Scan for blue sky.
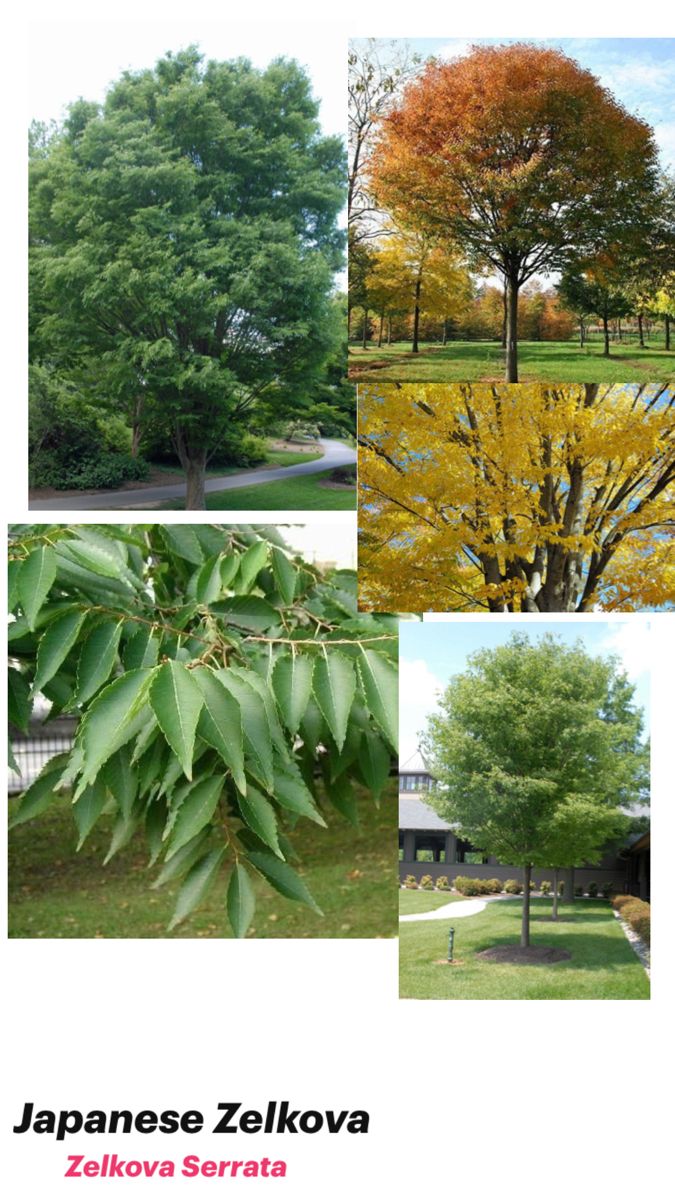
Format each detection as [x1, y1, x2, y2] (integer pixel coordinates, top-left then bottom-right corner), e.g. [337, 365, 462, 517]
[401, 38, 675, 170]
[399, 617, 651, 765]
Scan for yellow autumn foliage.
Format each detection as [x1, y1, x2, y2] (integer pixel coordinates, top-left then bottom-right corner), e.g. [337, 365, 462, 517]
[358, 382, 675, 612]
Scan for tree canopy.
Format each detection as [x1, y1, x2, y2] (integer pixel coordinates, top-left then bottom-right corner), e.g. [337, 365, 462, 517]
[8, 524, 397, 936]
[30, 49, 345, 506]
[369, 42, 659, 381]
[358, 382, 675, 613]
[422, 633, 643, 945]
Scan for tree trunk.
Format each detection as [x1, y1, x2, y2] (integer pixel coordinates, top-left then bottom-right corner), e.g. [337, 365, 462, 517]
[442, 317, 448, 346]
[505, 275, 519, 382]
[665, 314, 671, 351]
[602, 306, 610, 358]
[579, 319, 585, 348]
[412, 279, 421, 353]
[552, 868, 559, 920]
[362, 308, 369, 350]
[638, 312, 644, 348]
[521, 863, 531, 947]
[617, 317, 622, 342]
[501, 286, 507, 349]
[130, 396, 145, 458]
[184, 454, 207, 510]
[377, 311, 384, 348]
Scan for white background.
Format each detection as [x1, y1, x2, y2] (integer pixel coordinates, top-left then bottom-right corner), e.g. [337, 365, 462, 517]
[3, 2, 675, 1197]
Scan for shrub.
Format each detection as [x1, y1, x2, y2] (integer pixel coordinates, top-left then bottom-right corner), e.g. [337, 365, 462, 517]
[436, 876, 450, 890]
[600, 881, 614, 899]
[504, 879, 523, 895]
[33, 452, 150, 491]
[558, 880, 565, 895]
[485, 878, 503, 894]
[574, 885, 584, 896]
[453, 875, 483, 896]
[540, 881, 551, 895]
[529, 879, 538, 891]
[587, 881, 598, 897]
[613, 895, 650, 945]
[419, 875, 434, 890]
[403, 875, 418, 889]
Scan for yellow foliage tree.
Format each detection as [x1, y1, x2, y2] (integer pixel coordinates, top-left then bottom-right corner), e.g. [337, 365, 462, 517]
[358, 382, 675, 612]
[364, 228, 471, 351]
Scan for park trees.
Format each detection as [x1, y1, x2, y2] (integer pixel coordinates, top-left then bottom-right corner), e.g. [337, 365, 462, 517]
[358, 382, 675, 613]
[8, 524, 397, 936]
[422, 635, 644, 949]
[370, 43, 658, 381]
[30, 49, 345, 508]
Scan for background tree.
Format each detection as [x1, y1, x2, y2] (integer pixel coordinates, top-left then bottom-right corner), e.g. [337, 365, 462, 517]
[30, 49, 345, 508]
[8, 524, 397, 936]
[422, 634, 644, 949]
[358, 382, 675, 613]
[558, 267, 632, 357]
[370, 43, 658, 381]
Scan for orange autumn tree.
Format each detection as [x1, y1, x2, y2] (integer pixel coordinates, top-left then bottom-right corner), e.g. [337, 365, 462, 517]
[370, 43, 658, 381]
[358, 382, 675, 613]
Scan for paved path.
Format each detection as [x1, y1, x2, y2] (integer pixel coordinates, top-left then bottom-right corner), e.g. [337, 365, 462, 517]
[400, 896, 516, 923]
[29, 439, 355, 511]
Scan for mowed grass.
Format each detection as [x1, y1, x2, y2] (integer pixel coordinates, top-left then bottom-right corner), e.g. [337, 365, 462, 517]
[398, 889, 465, 914]
[8, 783, 397, 939]
[399, 897, 649, 999]
[349, 340, 675, 383]
[159, 470, 356, 511]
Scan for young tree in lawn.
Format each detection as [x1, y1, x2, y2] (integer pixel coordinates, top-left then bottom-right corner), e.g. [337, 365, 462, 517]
[30, 50, 345, 508]
[422, 634, 644, 948]
[558, 268, 632, 357]
[370, 43, 658, 382]
[358, 382, 675, 614]
[8, 524, 397, 936]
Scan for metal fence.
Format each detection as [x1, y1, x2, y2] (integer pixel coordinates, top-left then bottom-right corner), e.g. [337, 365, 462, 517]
[8, 712, 77, 794]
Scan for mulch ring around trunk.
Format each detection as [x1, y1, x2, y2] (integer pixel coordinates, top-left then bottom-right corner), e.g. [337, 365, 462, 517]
[476, 945, 571, 965]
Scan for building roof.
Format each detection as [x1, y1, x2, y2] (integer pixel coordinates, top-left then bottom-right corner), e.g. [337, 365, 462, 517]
[399, 795, 451, 832]
[399, 748, 432, 774]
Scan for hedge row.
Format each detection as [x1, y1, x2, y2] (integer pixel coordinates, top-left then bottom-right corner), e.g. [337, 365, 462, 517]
[613, 894, 651, 946]
[402, 877, 616, 897]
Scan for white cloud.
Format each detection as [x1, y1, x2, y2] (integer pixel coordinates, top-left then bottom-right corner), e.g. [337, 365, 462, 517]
[599, 621, 652, 681]
[435, 39, 474, 62]
[399, 657, 445, 765]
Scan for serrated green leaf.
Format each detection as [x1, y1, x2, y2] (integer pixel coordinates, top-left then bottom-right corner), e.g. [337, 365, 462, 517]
[272, 654, 314, 735]
[102, 748, 139, 819]
[237, 540, 268, 591]
[359, 729, 392, 802]
[77, 668, 155, 791]
[326, 773, 359, 825]
[217, 669, 274, 791]
[220, 552, 239, 588]
[273, 761, 326, 826]
[146, 797, 168, 866]
[8, 559, 22, 610]
[18, 545, 57, 630]
[238, 785, 282, 855]
[73, 778, 108, 849]
[193, 669, 246, 793]
[123, 626, 160, 669]
[9, 753, 69, 828]
[151, 831, 210, 887]
[194, 554, 225, 605]
[103, 806, 141, 864]
[312, 652, 356, 753]
[246, 851, 323, 915]
[73, 619, 123, 706]
[227, 863, 256, 938]
[8, 667, 32, 732]
[161, 526, 204, 565]
[357, 650, 398, 752]
[299, 697, 326, 756]
[166, 775, 224, 859]
[271, 546, 296, 604]
[33, 608, 87, 694]
[211, 595, 278, 632]
[168, 848, 226, 932]
[149, 661, 203, 780]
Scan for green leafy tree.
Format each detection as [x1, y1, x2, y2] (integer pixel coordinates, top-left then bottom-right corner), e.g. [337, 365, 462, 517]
[8, 525, 397, 936]
[422, 634, 644, 948]
[30, 49, 345, 508]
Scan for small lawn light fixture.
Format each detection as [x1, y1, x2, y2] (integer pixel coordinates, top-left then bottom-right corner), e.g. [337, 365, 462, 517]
[447, 926, 455, 962]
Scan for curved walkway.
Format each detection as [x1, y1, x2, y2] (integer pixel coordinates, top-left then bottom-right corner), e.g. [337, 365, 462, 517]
[29, 438, 355, 511]
[400, 895, 516, 923]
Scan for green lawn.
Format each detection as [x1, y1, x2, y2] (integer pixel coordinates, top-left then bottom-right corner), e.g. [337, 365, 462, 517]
[400, 897, 649, 999]
[150, 449, 322, 476]
[8, 783, 397, 939]
[399, 889, 463, 914]
[159, 469, 356, 511]
[349, 340, 675, 383]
